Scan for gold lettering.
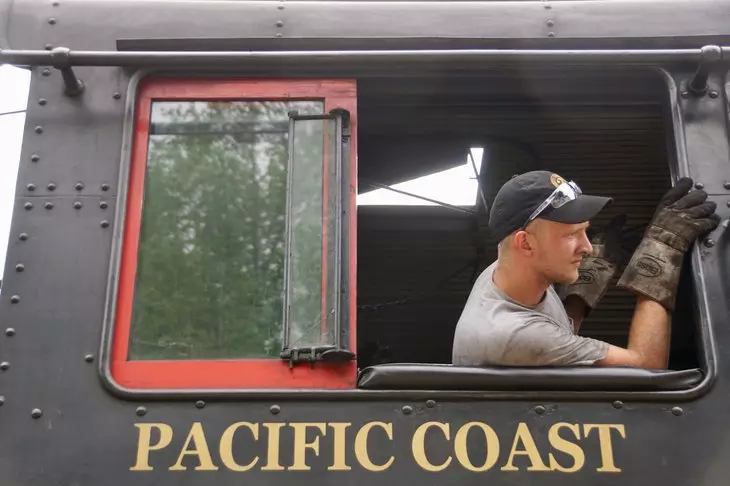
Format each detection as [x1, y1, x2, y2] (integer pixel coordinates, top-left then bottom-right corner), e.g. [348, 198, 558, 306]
[583, 424, 626, 472]
[131, 423, 173, 471]
[169, 422, 218, 471]
[500, 422, 550, 472]
[412, 422, 452, 472]
[289, 423, 327, 471]
[261, 423, 285, 471]
[219, 422, 259, 472]
[548, 423, 585, 473]
[355, 422, 395, 472]
[454, 422, 500, 472]
[328, 423, 352, 471]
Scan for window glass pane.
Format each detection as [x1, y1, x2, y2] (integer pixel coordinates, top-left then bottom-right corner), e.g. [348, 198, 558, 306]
[129, 99, 323, 360]
[286, 117, 338, 349]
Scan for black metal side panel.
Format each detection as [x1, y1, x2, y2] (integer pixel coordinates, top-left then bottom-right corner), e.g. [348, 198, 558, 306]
[5, 0, 730, 52]
[0, 1, 729, 486]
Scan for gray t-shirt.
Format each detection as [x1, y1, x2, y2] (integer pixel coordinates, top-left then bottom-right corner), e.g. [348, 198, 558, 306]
[452, 262, 609, 366]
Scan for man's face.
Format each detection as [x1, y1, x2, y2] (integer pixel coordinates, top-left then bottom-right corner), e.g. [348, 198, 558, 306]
[527, 219, 593, 284]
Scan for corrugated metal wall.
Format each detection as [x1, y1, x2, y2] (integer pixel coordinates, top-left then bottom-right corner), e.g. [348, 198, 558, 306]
[355, 67, 696, 369]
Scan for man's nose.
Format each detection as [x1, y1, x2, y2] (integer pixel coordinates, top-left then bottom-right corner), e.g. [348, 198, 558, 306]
[581, 233, 593, 255]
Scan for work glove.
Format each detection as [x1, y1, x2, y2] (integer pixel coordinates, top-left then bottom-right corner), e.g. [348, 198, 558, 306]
[562, 214, 627, 311]
[616, 177, 720, 311]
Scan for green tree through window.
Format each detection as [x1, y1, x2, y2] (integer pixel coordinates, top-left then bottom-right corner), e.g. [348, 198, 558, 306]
[129, 99, 324, 360]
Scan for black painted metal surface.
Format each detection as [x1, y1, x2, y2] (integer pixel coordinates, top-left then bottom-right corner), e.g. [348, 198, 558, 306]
[0, 0, 729, 485]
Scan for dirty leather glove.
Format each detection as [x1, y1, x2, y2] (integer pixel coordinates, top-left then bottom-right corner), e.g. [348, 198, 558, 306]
[617, 177, 720, 311]
[562, 214, 627, 311]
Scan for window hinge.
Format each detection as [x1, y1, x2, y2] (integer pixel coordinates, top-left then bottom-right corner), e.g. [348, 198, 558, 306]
[280, 346, 356, 368]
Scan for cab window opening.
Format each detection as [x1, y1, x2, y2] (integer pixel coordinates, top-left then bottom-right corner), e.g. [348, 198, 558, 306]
[354, 66, 703, 378]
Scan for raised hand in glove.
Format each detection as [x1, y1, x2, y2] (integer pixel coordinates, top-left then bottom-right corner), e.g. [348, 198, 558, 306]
[617, 177, 720, 311]
[562, 213, 628, 311]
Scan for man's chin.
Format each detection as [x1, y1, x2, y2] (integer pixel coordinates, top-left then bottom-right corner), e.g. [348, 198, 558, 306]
[554, 270, 580, 285]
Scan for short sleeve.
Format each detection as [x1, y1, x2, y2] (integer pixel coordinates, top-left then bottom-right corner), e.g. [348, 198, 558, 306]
[500, 319, 609, 366]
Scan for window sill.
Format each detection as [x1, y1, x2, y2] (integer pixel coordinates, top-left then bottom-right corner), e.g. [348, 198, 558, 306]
[356, 363, 703, 392]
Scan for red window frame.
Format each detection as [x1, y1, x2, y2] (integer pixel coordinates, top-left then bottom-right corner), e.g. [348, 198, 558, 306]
[110, 77, 358, 389]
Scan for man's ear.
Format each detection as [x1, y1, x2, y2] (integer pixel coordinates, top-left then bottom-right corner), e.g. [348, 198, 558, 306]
[514, 230, 534, 254]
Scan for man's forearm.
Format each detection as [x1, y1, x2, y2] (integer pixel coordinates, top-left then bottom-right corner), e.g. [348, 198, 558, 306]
[596, 295, 672, 369]
[625, 296, 672, 369]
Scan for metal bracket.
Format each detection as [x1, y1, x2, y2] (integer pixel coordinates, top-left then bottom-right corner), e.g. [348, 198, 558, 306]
[49, 47, 84, 97]
[280, 346, 356, 368]
[689, 45, 722, 96]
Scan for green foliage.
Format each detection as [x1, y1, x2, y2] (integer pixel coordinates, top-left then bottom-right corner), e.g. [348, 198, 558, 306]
[128, 100, 329, 360]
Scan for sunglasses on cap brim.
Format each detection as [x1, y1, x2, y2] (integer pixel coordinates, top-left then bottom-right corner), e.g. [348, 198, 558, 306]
[522, 180, 582, 229]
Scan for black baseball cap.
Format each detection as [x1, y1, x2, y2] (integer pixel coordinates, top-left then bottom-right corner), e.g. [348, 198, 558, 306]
[488, 170, 612, 243]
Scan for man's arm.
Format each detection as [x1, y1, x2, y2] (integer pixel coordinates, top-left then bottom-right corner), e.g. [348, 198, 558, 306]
[591, 178, 718, 369]
[594, 296, 671, 369]
[563, 290, 672, 369]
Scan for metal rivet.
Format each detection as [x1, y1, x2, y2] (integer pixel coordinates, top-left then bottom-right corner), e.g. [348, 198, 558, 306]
[546, 19, 554, 26]
[672, 406, 684, 416]
[681, 91, 690, 98]
[113, 92, 121, 100]
[99, 201, 108, 209]
[276, 33, 283, 38]
[47, 182, 56, 191]
[34, 126, 43, 134]
[195, 400, 206, 409]
[31, 408, 42, 419]
[544, 3, 551, 8]
[101, 220, 110, 228]
[723, 181, 730, 190]
[402, 405, 413, 415]
[31, 154, 40, 162]
[24, 202, 33, 210]
[0, 362, 9, 371]
[84, 354, 94, 363]
[15, 263, 24, 272]
[27, 183, 36, 191]
[612, 400, 623, 409]
[4, 328, 14, 337]
[136, 406, 147, 416]
[425, 399, 436, 408]
[547, 32, 555, 37]
[726, 201, 730, 207]
[52, 0, 59, 5]
[695, 182, 704, 190]
[0, 396, 4, 406]
[38, 98, 47, 106]
[44, 44, 52, 50]
[10, 295, 20, 304]
[534, 405, 546, 414]
[48, 17, 56, 25]
[44, 202, 54, 210]
[73, 201, 82, 209]
[101, 183, 110, 191]
[270, 405, 281, 415]
[276, 20, 284, 27]
[19, 232, 29, 241]
[41, 69, 51, 77]
[709, 90, 719, 99]
[75, 182, 84, 191]
[704, 239, 715, 248]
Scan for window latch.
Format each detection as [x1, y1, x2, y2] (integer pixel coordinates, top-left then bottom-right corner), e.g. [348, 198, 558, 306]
[280, 346, 356, 368]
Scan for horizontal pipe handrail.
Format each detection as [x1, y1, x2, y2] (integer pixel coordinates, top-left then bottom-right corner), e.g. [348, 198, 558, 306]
[0, 45, 728, 68]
